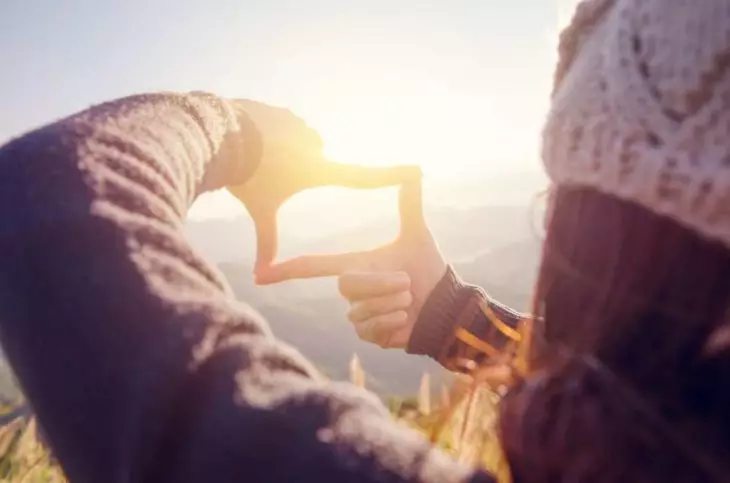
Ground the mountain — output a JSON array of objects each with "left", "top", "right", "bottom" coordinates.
[
  {"left": 216, "top": 230, "right": 542, "bottom": 396},
  {"left": 453, "top": 238, "right": 542, "bottom": 310},
  {"left": 201, "top": 184, "right": 545, "bottom": 395},
  {"left": 296, "top": 203, "right": 543, "bottom": 264},
  {"left": 187, "top": 193, "right": 547, "bottom": 395},
  {"left": 219, "top": 261, "right": 449, "bottom": 395},
  {"left": 184, "top": 169, "right": 549, "bottom": 265},
  {"left": 186, "top": 202, "right": 545, "bottom": 265},
  {"left": 0, "top": 191, "right": 544, "bottom": 400}
]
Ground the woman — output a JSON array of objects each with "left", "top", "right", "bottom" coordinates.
[
  {"left": 321, "top": 1, "right": 730, "bottom": 480},
  {"left": 1, "top": 2, "right": 728, "bottom": 483}
]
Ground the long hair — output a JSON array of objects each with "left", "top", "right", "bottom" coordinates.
[{"left": 498, "top": 187, "right": 730, "bottom": 482}]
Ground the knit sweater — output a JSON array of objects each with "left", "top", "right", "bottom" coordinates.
[
  {"left": 0, "top": 92, "right": 500, "bottom": 483},
  {"left": 409, "top": 267, "right": 526, "bottom": 372}
]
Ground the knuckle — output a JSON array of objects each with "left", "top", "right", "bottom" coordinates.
[
  {"left": 337, "top": 275, "right": 354, "bottom": 297},
  {"left": 390, "top": 310, "right": 408, "bottom": 324},
  {"left": 373, "top": 297, "right": 395, "bottom": 316},
  {"left": 346, "top": 309, "right": 360, "bottom": 324},
  {"left": 398, "top": 290, "right": 413, "bottom": 307},
  {"left": 349, "top": 302, "right": 369, "bottom": 322},
  {"left": 355, "top": 323, "right": 375, "bottom": 342},
  {"left": 373, "top": 326, "right": 392, "bottom": 348},
  {"left": 336, "top": 274, "right": 347, "bottom": 290},
  {"left": 392, "top": 270, "right": 411, "bottom": 287}
]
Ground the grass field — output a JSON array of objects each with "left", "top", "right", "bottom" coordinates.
[{"left": 0, "top": 362, "right": 509, "bottom": 482}]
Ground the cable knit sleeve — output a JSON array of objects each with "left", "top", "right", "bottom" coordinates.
[
  {"left": 0, "top": 92, "right": 494, "bottom": 483},
  {"left": 407, "top": 266, "right": 527, "bottom": 373}
]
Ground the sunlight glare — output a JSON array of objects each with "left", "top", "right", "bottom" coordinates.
[{"left": 314, "top": 79, "right": 538, "bottom": 178}]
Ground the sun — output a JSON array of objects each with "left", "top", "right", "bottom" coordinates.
[{"left": 311, "top": 90, "right": 511, "bottom": 179}]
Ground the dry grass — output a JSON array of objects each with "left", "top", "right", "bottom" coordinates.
[
  {"left": 0, "top": 416, "right": 65, "bottom": 483},
  {"left": 0, "top": 358, "right": 508, "bottom": 482},
  {"left": 395, "top": 380, "right": 510, "bottom": 482}
]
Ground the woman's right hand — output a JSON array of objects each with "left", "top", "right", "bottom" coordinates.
[{"left": 258, "top": 180, "right": 448, "bottom": 349}]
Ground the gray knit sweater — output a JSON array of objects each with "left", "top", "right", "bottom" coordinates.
[{"left": 0, "top": 92, "right": 496, "bottom": 483}]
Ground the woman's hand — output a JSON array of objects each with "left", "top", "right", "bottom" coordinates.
[
  {"left": 259, "top": 180, "right": 448, "bottom": 349},
  {"left": 226, "top": 99, "right": 419, "bottom": 278}
]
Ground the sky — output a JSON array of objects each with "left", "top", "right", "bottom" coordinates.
[{"left": 0, "top": 0, "right": 579, "bottom": 219}]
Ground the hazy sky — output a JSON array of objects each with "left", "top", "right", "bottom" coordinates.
[{"left": 0, "top": 0, "right": 578, "bottom": 219}]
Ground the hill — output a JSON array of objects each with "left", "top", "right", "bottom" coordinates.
[
  {"left": 0, "top": 194, "right": 537, "bottom": 481},
  {"left": 216, "top": 230, "right": 541, "bottom": 395},
  {"left": 184, "top": 170, "right": 548, "bottom": 265},
  {"left": 0, "top": 198, "right": 543, "bottom": 399}
]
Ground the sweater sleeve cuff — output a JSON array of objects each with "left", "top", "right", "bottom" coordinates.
[
  {"left": 192, "top": 94, "right": 264, "bottom": 194},
  {"left": 226, "top": 101, "right": 264, "bottom": 186},
  {"left": 406, "top": 265, "right": 476, "bottom": 359}
]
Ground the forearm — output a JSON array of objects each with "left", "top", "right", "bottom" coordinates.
[
  {"left": 0, "top": 94, "right": 492, "bottom": 483},
  {"left": 407, "top": 266, "right": 527, "bottom": 372},
  {"left": 0, "top": 91, "right": 257, "bottom": 479}
]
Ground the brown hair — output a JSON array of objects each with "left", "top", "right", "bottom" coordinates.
[{"left": 498, "top": 187, "right": 730, "bottom": 482}]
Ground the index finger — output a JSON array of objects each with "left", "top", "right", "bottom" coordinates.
[
  {"left": 312, "top": 163, "right": 422, "bottom": 190},
  {"left": 338, "top": 271, "right": 411, "bottom": 301},
  {"left": 251, "top": 209, "right": 278, "bottom": 270},
  {"left": 255, "top": 251, "right": 371, "bottom": 285}
]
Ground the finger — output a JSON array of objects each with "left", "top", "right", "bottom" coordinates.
[
  {"left": 353, "top": 311, "right": 409, "bottom": 346},
  {"left": 348, "top": 291, "right": 413, "bottom": 323},
  {"left": 255, "top": 252, "right": 369, "bottom": 285},
  {"left": 398, "top": 178, "right": 428, "bottom": 238},
  {"left": 338, "top": 271, "right": 411, "bottom": 302},
  {"left": 311, "top": 163, "right": 421, "bottom": 190},
  {"left": 251, "top": 209, "right": 279, "bottom": 273}
]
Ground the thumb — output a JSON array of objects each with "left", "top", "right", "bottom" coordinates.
[
  {"left": 250, "top": 208, "right": 279, "bottom": 275},
  {"left": 312, "top": 163, "right": 421, "bottom": 190},
  {"left": 255, "top": 251, "right": 371, "bottom": 285}
]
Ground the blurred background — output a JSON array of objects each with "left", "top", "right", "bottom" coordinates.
[{"left": 0, "top": 0, "right": 578, "bottom": 397}]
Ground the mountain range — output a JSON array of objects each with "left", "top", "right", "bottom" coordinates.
[
  {"left": 0, "top": 172, "right": 546, "bottom": 399},
  {"left": 207, "top": 198, "right": 543, "bottom": 395}
]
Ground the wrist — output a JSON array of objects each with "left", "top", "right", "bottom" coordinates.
[
  {"left": 226, "top": 102, "right": 264, "bottom": 186},
  {"left": 407, "top": 265, "right": 478, "bottom": 359},
  {"left": 194, "top": 95, "right": 263, "bottom": 195}
]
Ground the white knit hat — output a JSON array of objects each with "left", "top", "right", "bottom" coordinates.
[{"left": 543, "top": 0, "right": 730, "bottom": 247}]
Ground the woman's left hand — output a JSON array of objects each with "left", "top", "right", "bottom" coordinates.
[{"left": 226, "top": 99, "right": 419, "bottom": 278}]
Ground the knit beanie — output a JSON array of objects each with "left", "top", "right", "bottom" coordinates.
[{"left": 543, "top": 0, "right": 730, "bottom": 248}]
